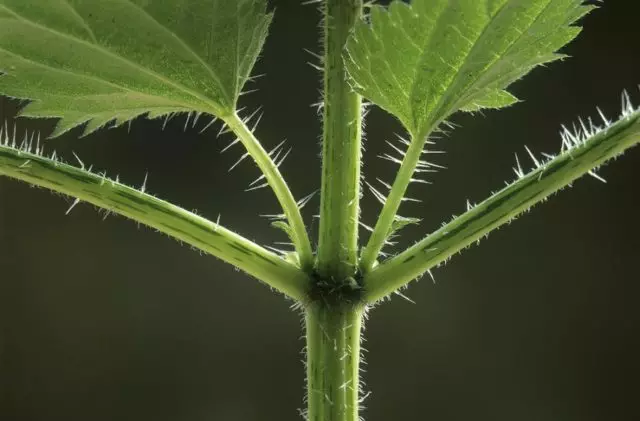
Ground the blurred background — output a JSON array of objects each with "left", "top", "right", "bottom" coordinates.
[{"left": 1, "top": 1, "right": 639, "bottom": 420}]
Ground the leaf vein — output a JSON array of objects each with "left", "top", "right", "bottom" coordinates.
[{"left": 61, "top": 0, "right": 98, "bottom": 43}]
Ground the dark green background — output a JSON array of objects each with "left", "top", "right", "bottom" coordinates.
[{"left": 1, "top": 1, "right": 639, "bottom": 420}]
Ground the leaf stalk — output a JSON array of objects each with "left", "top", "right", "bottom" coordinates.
[
  {"left": 224, "top": 113, "right": 314, "bottom": 271},
  {"left": 359, "top": 129, "right": 431, "bottom": 273}
]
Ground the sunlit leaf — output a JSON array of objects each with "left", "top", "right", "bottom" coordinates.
[
  {"left": 0, "top": 0, "right": 272, "bottom": 136},
  {"left": 345, "top": 0, "right": 593, "bottom": 137}
]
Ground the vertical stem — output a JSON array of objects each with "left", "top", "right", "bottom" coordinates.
[
  {"left": 317, "top": 0, "right": 363, "bottom": 279},
  {"left": 306, "top": 303, "right": 363, "bottom": 421}
]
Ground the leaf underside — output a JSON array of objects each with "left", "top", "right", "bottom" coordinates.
[
  {"left": 0, "top": 0, "right": 271, "bottom": 137},
  {"left": 345, "top": 0, "right": 594, "bottom": 137}
]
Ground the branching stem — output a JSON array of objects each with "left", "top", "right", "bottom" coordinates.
[
  {"left": 0, "top": 140, "right": 310, "bottom": 301},
  {"left": 363, "top": 108, "right": 640, "bottom": 303}
]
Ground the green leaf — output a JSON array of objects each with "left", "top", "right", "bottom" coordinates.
[
  {"left": 345, "top": 0, "right": 594, "bottom": 137},
  {"left": 460, "top": 90, "right": 519, "bottom": 112},
  {"left": 0, "top": 0, "right": 272, "bottom": 136},
  {"left": 389, "top": 215, "right": 421, "bottom": 236},
  {"left": 271, "top": 220, "right": 295, "bottom": 240}
]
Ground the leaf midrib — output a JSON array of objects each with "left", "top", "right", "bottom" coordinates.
[
  {"left": 406, "top": 2, "right": 449, "bottom": 136},
  {"left": 234, "top": 1, "right": 241, "bottom": 102},
  {"left": 60, "top": 0, "right": 98, "bottom": 43}
]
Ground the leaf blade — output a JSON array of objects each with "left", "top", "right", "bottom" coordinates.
[
  {"left": 345, "top": 0, "right": 593, "bottom": 137},
  {"left": 0, "top": 0, "right": 272, "bottom": 136}
]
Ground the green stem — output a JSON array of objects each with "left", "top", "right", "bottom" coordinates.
[
  {"left": 225, "top": 113, "right": 314, "bottom": 271},
  {"left": 0, "top": 141, "right": 310, "bottom": 301},
  {"left": 306, "top": 302, "right": 363, "bottom": 421},
  {"left": 363, "top": 107, "right": 640, "bottom": 304},
  {"left": 317, "top": 0, "right": 363, "bottom": 279},
  {"left": 359, "top": 131, "right": 428, "bottom": 273}
]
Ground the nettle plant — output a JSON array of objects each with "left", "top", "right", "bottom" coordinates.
[{"left": 0, "top": 0, "right": 639, "bottom": 420}]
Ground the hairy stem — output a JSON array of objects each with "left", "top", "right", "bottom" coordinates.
[
  {"left": 359, "top": 131, "right": 428, "bottom": 273},
  {"left": 305, "top": 302, "right": 363, "bottom": 421},
  {"left": 0, "top": 140, "right": 310, "bottom": 301},
  {"left": 363, "top": 107, "right": 640, "bottom": 303},
  {"left": 317, "top": 0, "right": 363, "bottom": 279},
  {"left": 225, "top": 113, "right": 314, "bottom": 271}
]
